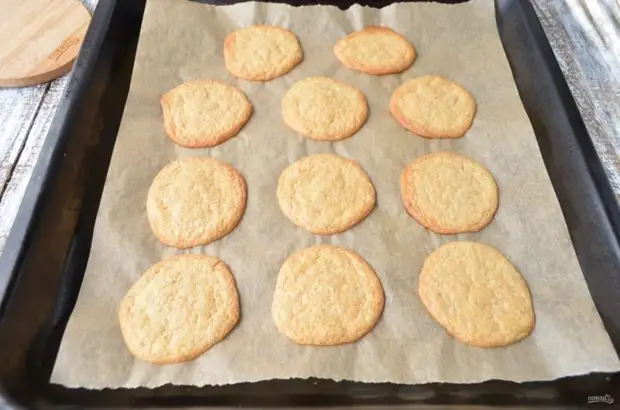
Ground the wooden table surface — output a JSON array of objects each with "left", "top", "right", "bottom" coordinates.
[{"left": 0, "top": 0, "right": 618, "bottom": 257}]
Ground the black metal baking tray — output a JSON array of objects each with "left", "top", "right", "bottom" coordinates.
[{"left": 1, "top": 0, "right": 619, "bottom": 408}]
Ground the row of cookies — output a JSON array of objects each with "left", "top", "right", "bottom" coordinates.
[
  {"left": 120, "top": 240, "right": 534, "bottom": 364},
  {"left": 161, "top": 74, "right": 476, "bottom": 149},
  {"left": 120, "top": 238, "right": 535, "bottom": 364},
  {"left": 224, "top": 25, "right": 415, "bottom": 81},
  {"left": 146, "top": 151, "right": 498, "bottom": 246}
]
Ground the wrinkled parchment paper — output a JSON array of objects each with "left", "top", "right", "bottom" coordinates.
[{"left": 51, "top": 0, "right": 620, "bottom": 388}]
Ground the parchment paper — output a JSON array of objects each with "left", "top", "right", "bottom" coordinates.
[{"left": 51, "top": 0, "right": 620, "bottom": 388}]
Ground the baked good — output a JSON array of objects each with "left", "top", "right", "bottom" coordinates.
[
  {"left": 272, "top": 244, "right": 384, "bottom": 345},
  {"left": 161, "top": 80, "right": 252, "bottom": 148},
  {"left": 147, "top": 156, "right": 246, "bottom": 248},
  {"left": 418, "top": 241, "right": 535, "bottom": 348},
  {"left": 224, "top": 25, "right": 303, "bottom": 81},
  {"left": 400, "top": 152, "right": 498, "bottom": 234},
  {"left": 282, "top": 76, "right": 368, "bottom": 141},
  {"left": 277, "top": 153, "right": 376, "bottom": 234},
  {"left": 390, "top": 75, "right": 476, "bottom": 138},
  {"left": 334, "top": 26, "right": 415, "bottom": 75},
  {"left": 118, "top": 255, "right": 240, "bottom": 364}
]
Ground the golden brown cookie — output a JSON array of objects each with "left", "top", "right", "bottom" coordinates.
[
  {"left": 277, "top": 153, "right": 376, "bottom": 234},
  {"left": 272, "top": 245, "right": 384, "bottom": 345},
  {"left": 334, "top": 26, "right": 415, "bottom": 75},
  {"left": 282, "top": 77, "right": 368, "bottom": 141},
  {"left": 418, "top": 241, "right": 535, "bottom": 348},
  {"left": 118, "top": 254, "right": 240, "bottom": 364},
  {"left": 161, "top": 80, "right": 252, "bottom": 148},
  {"left": 390, "top": 75, "right": 476, "bottom": 138},
  {"left": 224, "top": 25, "right": 303, "bottom": 81},
  {"left": 147, "top": 157, "right": 246, "bottom": 248},
  {"left": 400, "top": 152, "right": 498, "bottom": 234}
]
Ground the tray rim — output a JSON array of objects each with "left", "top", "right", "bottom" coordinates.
[
  {"left": 1, "top": 0, "right": 619, "bottom": 408},
  {"left": 0, "top": 0, "right": 117, "bottom": 317}
]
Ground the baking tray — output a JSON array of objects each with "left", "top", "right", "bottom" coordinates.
[{"left": 1, "top": 0, "right": 619, "bottom": 408}]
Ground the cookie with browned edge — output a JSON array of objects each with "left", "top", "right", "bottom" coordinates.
[
  {"left": 282, "top": 77, "right": 368, "bottom": 141},
  {"left": 161, "top": 80, "right": 252, "bottom": 148},
  {"left": 147, "top": 157, "right": 246, "bottom": 248},
  {"left": 277, "top": 153, "right": 376, "bottom": 234},
  {"left": 272, "top": 245, "right": 384, "bottom": 346},
  {"left": 119, "top": 255, "right": 240, "bottom": 364},
  {"left": 400, "top": 152, "right": 498, "bottom": 234},
  {"left": 224, "top": 25, "right": 303, "bottom": 81},
  {"left": 334, "top": 26, "right": 415, "bottom": 75},
  {"left": 419, "top": 241, "right": 535, "bottom": 348},
  {"left": 390, "top": 75, "right": 476, "bottom": 138}
]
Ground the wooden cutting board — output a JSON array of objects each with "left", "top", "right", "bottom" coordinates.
[{"left": 0, "top": 0, "right": 91, "bottom": 88}]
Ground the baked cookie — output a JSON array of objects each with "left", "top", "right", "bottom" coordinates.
[
  {"left": 161, "top": 80, "right": 252, "bottom": 148},
  {"left": 418, "top": 241, "right": 535, "bottom": 348},
  {"left": 147, "top": 157, "right": 246, "bottom": 248},
  {"left": 224, "top": 25, "right": 303, "bottom": 81},
  {"left": 334, "top": 26, "right": 415, "bottom": 75},
  {"left": 390, "top": 75, "right": 476, "bottom": 138},
  {"left": 272, "top": 245, "right": 384, "bottom": 345},
  {"left": 400, "top": 152, "right": 498, "bottom": 234},
  {"left": 282, "top": 77, "right": 368, "bottom": 141},
  {"left": 118, "top": 255, "right": 240, "bottom": 364},
  {"left": 277, "top": 153, "right": 376, "bottom": 234}
]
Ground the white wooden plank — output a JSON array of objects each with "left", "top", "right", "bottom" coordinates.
[
  {"left": 0, "top": 76, "right": 70, "bottom": 255},
  {"left": 531, "top": 0, "right": 620, "bottom": 198},
  {"left": 0, "top": 84, "right": 48, "bottom": 194}
]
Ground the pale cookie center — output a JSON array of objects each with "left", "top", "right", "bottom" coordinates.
[
  {"left": 409, "top": 158, "right": 496, "bottom": 229},
  {"left": 286, "top": 256, "right": 370, "bottom": 331},
  {"left": 341, "top": 36, "right": 408, "bottom": 67},
  {"left": 231, "top": 31, "right": 297, "bottom": 73},
  {"left": 172, "top": 85, "right": 246, "bottom": 137},
  {"left": 295, "top": 84, "right": 362, "bottom": 134},
  {"left": 397, "top": 84, "right": 470, "bottom": 131}
]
